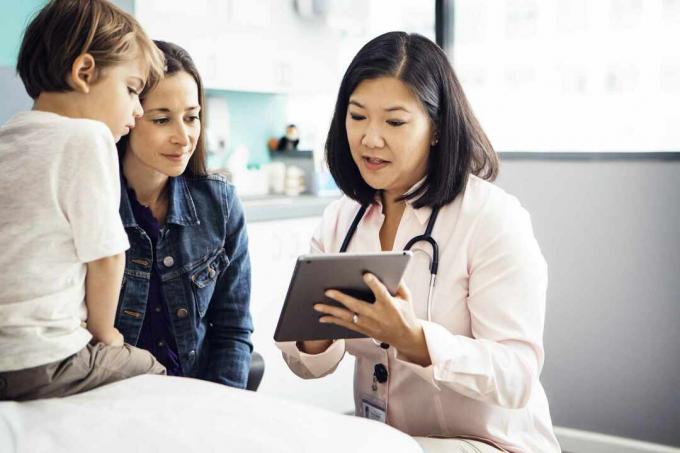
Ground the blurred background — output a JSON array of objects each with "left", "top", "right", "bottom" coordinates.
[{"left": 1, "top": 1, "right": 678, "bottom": 452}]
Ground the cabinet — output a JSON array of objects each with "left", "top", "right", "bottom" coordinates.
[
  {"left": 247, "top": 216, "right": 355, "bottom": 413},
  {"left": 134, "top": 0, "right": 333, "bottom": 94}
]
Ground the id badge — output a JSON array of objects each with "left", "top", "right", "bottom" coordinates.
[{"left": 360, "top": 398, "right": 386, "bottom": 423}]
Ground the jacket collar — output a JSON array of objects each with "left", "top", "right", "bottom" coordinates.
[{"left": 120, "top": 174, "right": 200, "bottom": 228}]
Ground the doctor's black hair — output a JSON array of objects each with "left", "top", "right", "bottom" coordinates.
[{"left": 325, "top": 31, "right": 498, "bottom": 208}]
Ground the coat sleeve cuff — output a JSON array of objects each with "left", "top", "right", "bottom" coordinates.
[
  {"left": 393, "top": 321, "right": 462, "bottom": 390},
  {"left": 277, "top": 339, "right": 346, "bottom": 378}
]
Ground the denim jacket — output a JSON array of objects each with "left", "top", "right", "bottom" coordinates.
[{"left": 115, "top": 173, "right": 253, "bottom": 388}]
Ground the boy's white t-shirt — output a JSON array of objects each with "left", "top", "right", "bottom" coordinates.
[{"left": 0, "top": 111, "right": 130, "bottom": 372}]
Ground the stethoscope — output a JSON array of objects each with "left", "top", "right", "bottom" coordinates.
[
  {"left": 339, "top": 203, "right": 441, "bottom": 322},
  {"left": 340, "top": 202, "right": 441, "bottom": 388}
]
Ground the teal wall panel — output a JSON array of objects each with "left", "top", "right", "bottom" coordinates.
[
  {"left": 1, "top": 0, "right": 287, "bottom": 169},
  {"left": 207, "top": 90, "right": 287, "bottom": 167},
  {"left": 0, "top": 0, "right": 132, "bottom": 67},
  {"left": 0, "top": 1, "right": 46, "bottom": 67}
]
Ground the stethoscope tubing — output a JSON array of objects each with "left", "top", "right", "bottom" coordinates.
[{"left": 340, "top": 203, "right": 440, "bottom": 323}]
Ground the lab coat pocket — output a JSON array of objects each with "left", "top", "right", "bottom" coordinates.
[{"left": 190, "top": 248, "right": 229, "bottom": 318}]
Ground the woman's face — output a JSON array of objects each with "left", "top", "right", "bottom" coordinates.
[
  {"left": 126, "top": 70, "right": 200, "bottom": 177},
  {"left": 345, "top": 76, "right": 435, "bottom": 198}
]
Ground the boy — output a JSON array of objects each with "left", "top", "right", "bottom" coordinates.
[{"left": 0, "top": 0, "right": 167, "bottom": 400}]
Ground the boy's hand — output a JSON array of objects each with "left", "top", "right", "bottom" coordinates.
[{"left": 92, "top": 328, "right": 124, "bottom": 347}]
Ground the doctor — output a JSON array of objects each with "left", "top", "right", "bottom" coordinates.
[{"left": 278, "top": 32, "right": 560, "bottom": 453}]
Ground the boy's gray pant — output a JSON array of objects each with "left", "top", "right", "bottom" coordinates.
[{"left": 0, "top": 342, "right": 166, "bottom": 401}]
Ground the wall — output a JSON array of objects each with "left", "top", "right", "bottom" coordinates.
[
  {"left": 0, "top": 1, "right": 44, "bottom": 123},
  {"left": 0, "top": 66, "right": 31, "bottom": 124},
  {"left": 0, "top": 1, "right": 285, "bottom": 166},
  {"left": 0, "top": 1, "right": 44, "bottom": 66},
  {"left": 206, "top": 90, "right": 287, "bottom": 167},
  {"left": 0, "top": 0, "right": 134, "bottom": 124},
  {"left": 495, "top": 155, "right": 680, "bottom": 448}
]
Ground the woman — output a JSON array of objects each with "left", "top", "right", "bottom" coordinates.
[
  {"left": 115, "top": 41, "right": 253, "bottom": 388},
  {"left": 277, "top": 32, "right": 560, "bottom": 452}
]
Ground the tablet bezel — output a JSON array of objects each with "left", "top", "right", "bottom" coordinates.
[{"left": 273, "top": 251, "right": 412, "bottom": 342}]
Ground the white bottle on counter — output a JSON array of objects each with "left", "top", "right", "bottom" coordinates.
[{"left": 284, "top": 165, "right": 305, "bottom": 196}]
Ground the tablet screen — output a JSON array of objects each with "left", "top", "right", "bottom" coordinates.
[{"left": 274, "top": 251, "right": 412, "bottom": 341}]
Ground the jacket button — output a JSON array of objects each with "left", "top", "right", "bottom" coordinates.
[
  {"left": 163, "top": 256, "right": 175, "bottom": 267},
  {"left": 176, "top": 308, "right": 188, "bottom": 319},
  {"left": 188, "top": 350, "right": 196, "bottom": 359},
  {"left": 208, "top": 267, "right": 216, "bottom": 278}
]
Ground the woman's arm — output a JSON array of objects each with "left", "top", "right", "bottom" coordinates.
[{"left": 203, "top": 190, "right": 254, "bottom": 389}]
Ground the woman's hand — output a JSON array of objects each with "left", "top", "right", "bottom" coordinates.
[
  {"left": 297, "top": 339, "right": 333, "bottom": 355},
  {"left": 314, "top": 273, "right": 431, "bottom": 366}
]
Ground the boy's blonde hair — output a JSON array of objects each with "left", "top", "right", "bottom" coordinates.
[{"left": 17, "top": 0, "right": 165, "bottom": 99}]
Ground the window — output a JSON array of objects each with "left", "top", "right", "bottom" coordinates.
[{"left": 448, "top": 0, "right": 680, "bottom": 152}]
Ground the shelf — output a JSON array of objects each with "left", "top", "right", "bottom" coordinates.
[{"left": 242, "top": 194, "right": 339, "bottom": 223}]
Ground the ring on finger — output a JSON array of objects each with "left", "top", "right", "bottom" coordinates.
[{"left": 352, "top": 313, "right": 359, "bottom": 324}]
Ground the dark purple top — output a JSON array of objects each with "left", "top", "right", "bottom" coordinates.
[{"left": 128, "top": 188, "right": 183, "bottom": 376}]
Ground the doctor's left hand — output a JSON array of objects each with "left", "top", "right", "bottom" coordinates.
[{"left": 315, "top": 273, "right": 431, "bottom": 367}]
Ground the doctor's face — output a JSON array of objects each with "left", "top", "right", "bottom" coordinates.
[
  {"left": 345, "top": 76, "right": 435, "bottom": 199},
  {"left": 125, "top": 70, "right": 200, "bottom": 177}
]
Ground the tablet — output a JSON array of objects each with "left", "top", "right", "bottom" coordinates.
[{"left": 274, "top": 251, "right": 412, "bottom": 342}]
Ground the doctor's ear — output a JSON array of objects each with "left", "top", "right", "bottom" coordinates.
[{"left": 68, "top": 53, "right": 97, "bottom": 94}]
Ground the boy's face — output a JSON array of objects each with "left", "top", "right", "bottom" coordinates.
[{"left": 84, "top": 57, "right": 147, "bottom": 142}]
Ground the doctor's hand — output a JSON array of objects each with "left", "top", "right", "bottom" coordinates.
[{"left": 314, "top": 273, "right": 432, "bottom": 367}]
